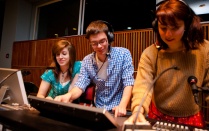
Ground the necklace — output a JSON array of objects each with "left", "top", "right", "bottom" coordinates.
[{"left": 61, "top": 70, "right": 68, "bottom": 83}]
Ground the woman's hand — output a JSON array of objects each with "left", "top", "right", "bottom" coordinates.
[
  {"left": 125, "top": 112, "right": 147, "bottom": 124},
  {"left": 45, "top": 96, "right": 53, "bottom": 100}
]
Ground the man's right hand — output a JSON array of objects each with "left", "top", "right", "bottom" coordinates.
[
  {"left": 54, "top": 87, "right": 83, "bottom": 103},
  {"left": 54, "top": 92, "right": 72, "bottom": 103}
]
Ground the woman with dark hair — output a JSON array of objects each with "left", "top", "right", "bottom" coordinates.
[
  {"left": 37, "top": 40, "right": 81, "bottom": 100},
  {"left": 127, "top": 0, "right": 209, "bottom": 128}
]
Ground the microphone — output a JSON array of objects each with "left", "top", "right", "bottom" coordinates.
[
  {"left": 132, "top": 66, "right": 179, "bottom": 129},
  {"left": 187, "top": 76, "right": 199, "bottom": 104},
  {"left": 45, "top": 67, "right": 55, "bottom": 69},
  {"left": 19, "top": 66, "right": 55, "bottom": 70},
  {"left": 21, "top": 70, "right": 31, "bottom": 77},
  {"left": 21, "top": 67, "right": 55, "bottom": 77}
]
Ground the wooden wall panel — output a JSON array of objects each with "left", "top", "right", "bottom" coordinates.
[
  {"left": 202, "top": 23, "right": 209, "bottom": 41},
  {"left": 12, "top": 41, "right": 30, "bottom": 66},
  {"left": 65, "top": 35, "right": 92, "bottom": 61},
  {"left": 114, "top": 29, "right": 155, "bottom": 71},
  {"left": 30, "top": 39, "right": 61, "bottom": 66}
]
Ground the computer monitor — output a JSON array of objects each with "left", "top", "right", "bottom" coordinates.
[{"left": 0, "top": 68, "right": 29, "bottom": 106}]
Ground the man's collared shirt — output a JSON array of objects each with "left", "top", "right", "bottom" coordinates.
[{"left": 74, "top": 47, "right": 134, "bottom": 110}]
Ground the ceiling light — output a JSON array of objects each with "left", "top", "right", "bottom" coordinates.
[{"left": 199, "top": 4, "right": 205, "bottom": 7}]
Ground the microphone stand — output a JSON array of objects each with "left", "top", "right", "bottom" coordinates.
[
  {"left": 132, "top": 66, "right": 179, "bottom": 130},
  {"left": 196, "top": 86, "right": 209, "bottom": 104},
  {"left": 197, "top": 87, "right": 209, "bottom": 93}
]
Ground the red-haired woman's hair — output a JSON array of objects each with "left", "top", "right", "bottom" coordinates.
[
  {"left": 51, "top": 39, "right": 76, "bottom": 81},
  {"left": 152, "top": 0, "right": 204, "bottom": 50}
]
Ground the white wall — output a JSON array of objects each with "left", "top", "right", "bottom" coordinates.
[{"left": 0, "top": 0, "right": 32, "bottom": 68}]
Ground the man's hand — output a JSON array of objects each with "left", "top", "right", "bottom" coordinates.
[
  {"left": 112, "top": 105, "right": 127, "bottom": 117},
  {"left": 54, "top": 93, "right": 72, "bottom": 103}
]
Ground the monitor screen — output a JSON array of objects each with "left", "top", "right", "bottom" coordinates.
[{"left": 0, "top": 68, "right": 29, "bottom": 106}]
